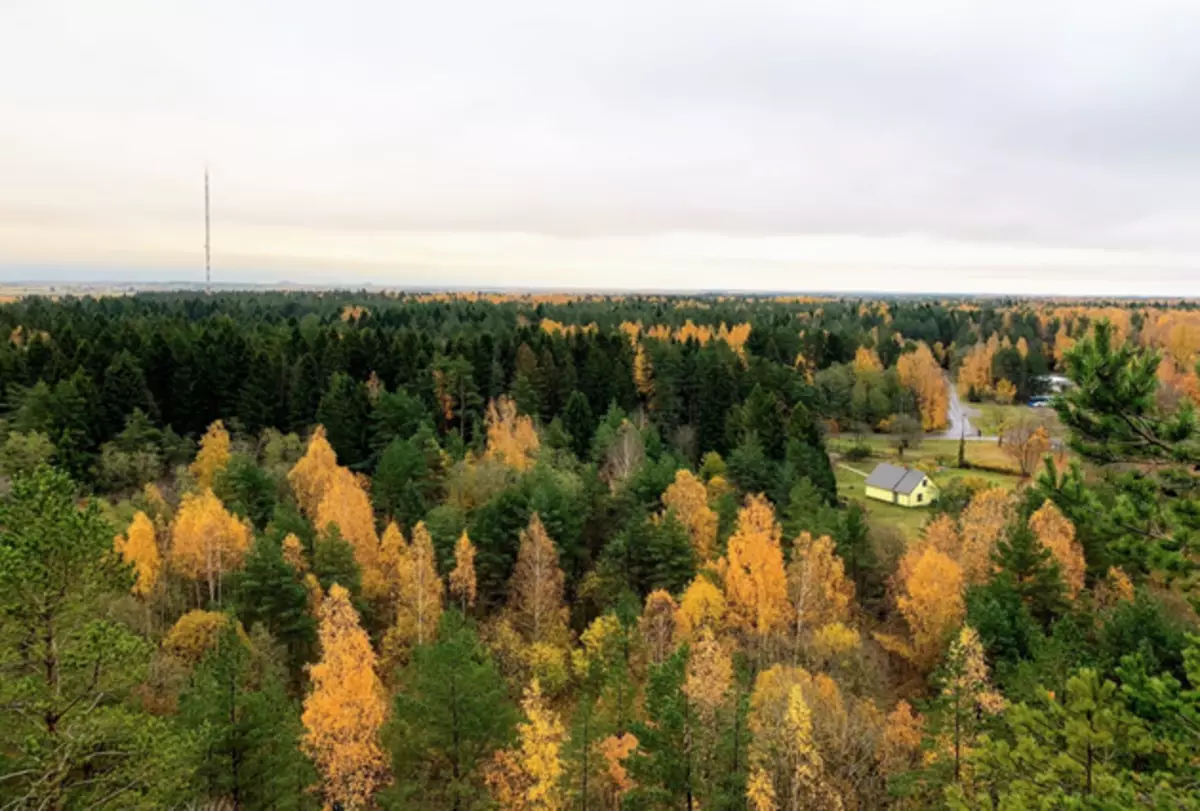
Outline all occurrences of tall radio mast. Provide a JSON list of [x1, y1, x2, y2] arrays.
[[204, 168, 211, 293]]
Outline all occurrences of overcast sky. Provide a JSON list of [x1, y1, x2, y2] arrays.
[[5, 1, 1200, 294]]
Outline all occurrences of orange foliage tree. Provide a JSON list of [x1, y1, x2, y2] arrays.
[[853, 346, 883, 374], [302, 584, 391, 810], [1028, 499, 1086, 598], [661, 469, 719, 562], [1000, 414, 1053, 477], [897, 343, 948, 431], [114, 510, 160, 598], [170, 488, 252, 604], [889, 546, 965, 670], [485, 395, 541, 471], [958, 487, 1014, 585], [509, 513, 568, 645], [388, 521, 445, 651], [723, 495, 790, 647]]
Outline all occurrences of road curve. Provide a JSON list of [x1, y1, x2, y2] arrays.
[[938, 374, 987, 439]]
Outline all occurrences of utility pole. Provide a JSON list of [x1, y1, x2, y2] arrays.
[[204, 167, 211, 293]]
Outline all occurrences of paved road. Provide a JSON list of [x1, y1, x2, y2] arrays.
[[937, 374, 993, 440]]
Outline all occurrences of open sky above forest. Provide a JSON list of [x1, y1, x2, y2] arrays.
[[5, 1, 1200, 295]]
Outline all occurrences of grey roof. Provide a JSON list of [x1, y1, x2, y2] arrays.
[[864, 463, 928, 494]]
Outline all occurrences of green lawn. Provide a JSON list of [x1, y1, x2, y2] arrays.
[[972, 403, 1062, 437], [831, 436, 1027, 539]]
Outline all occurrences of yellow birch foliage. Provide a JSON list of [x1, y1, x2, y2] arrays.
[[450, 531, 478, 610], [190, 419, 231, 490], [633, 343, 654, 398], [684, 627, 733, 716], [676, 575, 727, 640], [943, 626, 1006, 716], [853, 346, 883, 374], [509, 513, 568, 644], [877, 701, 925, 776], [386, 522, 445, 658], [959, 487, 1014, 585], [640, 590, 679, 664], [1097, 566, 1135, 609], [994, 378, 1017, 404], [747, 667, 843, 811], [895, 546, 965, 670], [376, 521, 409, 605], [723, 495, 791, 639], [486, 396, 541, 471], [897, 343, 948, 430], [787, 533, 854, 639], [957, 342, 995, 397], [115, 510, 161, 598], [302, 584, 391, 810], [316, 468, 382, 596], [281, 533, 309, 573], [288, 426, 341, 518], [164, 610, 238, 665], [486, 679, 567, 811], [169, 488, 252, 603], [1028, 500, 1086, 598], [662, 469, 719, 562]]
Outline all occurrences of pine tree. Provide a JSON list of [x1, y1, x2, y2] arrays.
[[317, 372, 372, 468]]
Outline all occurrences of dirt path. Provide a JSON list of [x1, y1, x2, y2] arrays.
[[937, 374, 993, 440]]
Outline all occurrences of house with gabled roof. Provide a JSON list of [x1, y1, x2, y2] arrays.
[[863, 462, 939, 507]]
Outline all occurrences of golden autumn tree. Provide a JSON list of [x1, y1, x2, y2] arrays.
[[640, 589, 679, 664], [958, 487, 1014, 585], [897, 342, 948, 431], [170, 488, 252, 604], [876, 700, 925, 777], [632, 343, 654, 399], [676, 575, 727, 641], [288, 426, 341, 518], [853, 346, 883, 374], [597, 733, 639, 808], [662, 469, 719, 562], [485, 395, 541, 471], [164, 610, 243, 665], [887, 546, 965, 670], [1028, 499, 1086, 598], [316, 467, 382, 596], [994, 378, 1017, 404], [722, 495, 790, 648], [376, 521, 408, 607], [786, 533, 855, 644], [190, 419, 231, 490], [281, 532, 309, 572], [449, 531, 478, 612], [747, 673, 843, 811], [957, 342, 995, 398], [684, 627, 733, 717], [388, 521, 444, 651], [114, 510, 161, 599], [509, 513, 568, 645], [302, 584, 391, 810], [486, 679, 567, 811], [1001, 415, 1053, 477], [939, 626, 1005, 781]]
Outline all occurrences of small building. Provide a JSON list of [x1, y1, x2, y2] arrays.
[[864, 463, 939, 507]]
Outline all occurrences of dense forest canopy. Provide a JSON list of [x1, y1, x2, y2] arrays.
[[0, 290, 1198, 809]]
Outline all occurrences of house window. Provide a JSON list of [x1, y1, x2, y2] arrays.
[[917, 493, 924, 503]]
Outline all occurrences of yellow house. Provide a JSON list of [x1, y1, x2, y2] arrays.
[[864, 463, 939, 507]]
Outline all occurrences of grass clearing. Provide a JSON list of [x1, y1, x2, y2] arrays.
[[831, 436, 1029, 539], [972, 403, 1062, 437]]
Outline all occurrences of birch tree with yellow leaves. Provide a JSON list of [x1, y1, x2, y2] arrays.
[[450, 530, 479, 613], [661, 469, 718, 562], [1028, 499, 1086, 598], [114, 510, 160, 599], [170, 488, 252, 605], [486, 395, 541, 471], [486, 679, 567, 811], [302, 583, 391, 810], [190, 419, 231, 490], [722, 495, 790, 656], [509, 513, 568, 645]]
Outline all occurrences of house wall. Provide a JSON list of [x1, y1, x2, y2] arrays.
[[865, 485, 896, 503], [896, 477, 939, 507]]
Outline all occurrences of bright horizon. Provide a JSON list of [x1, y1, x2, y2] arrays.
[[7, 1, 1200, 296]]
